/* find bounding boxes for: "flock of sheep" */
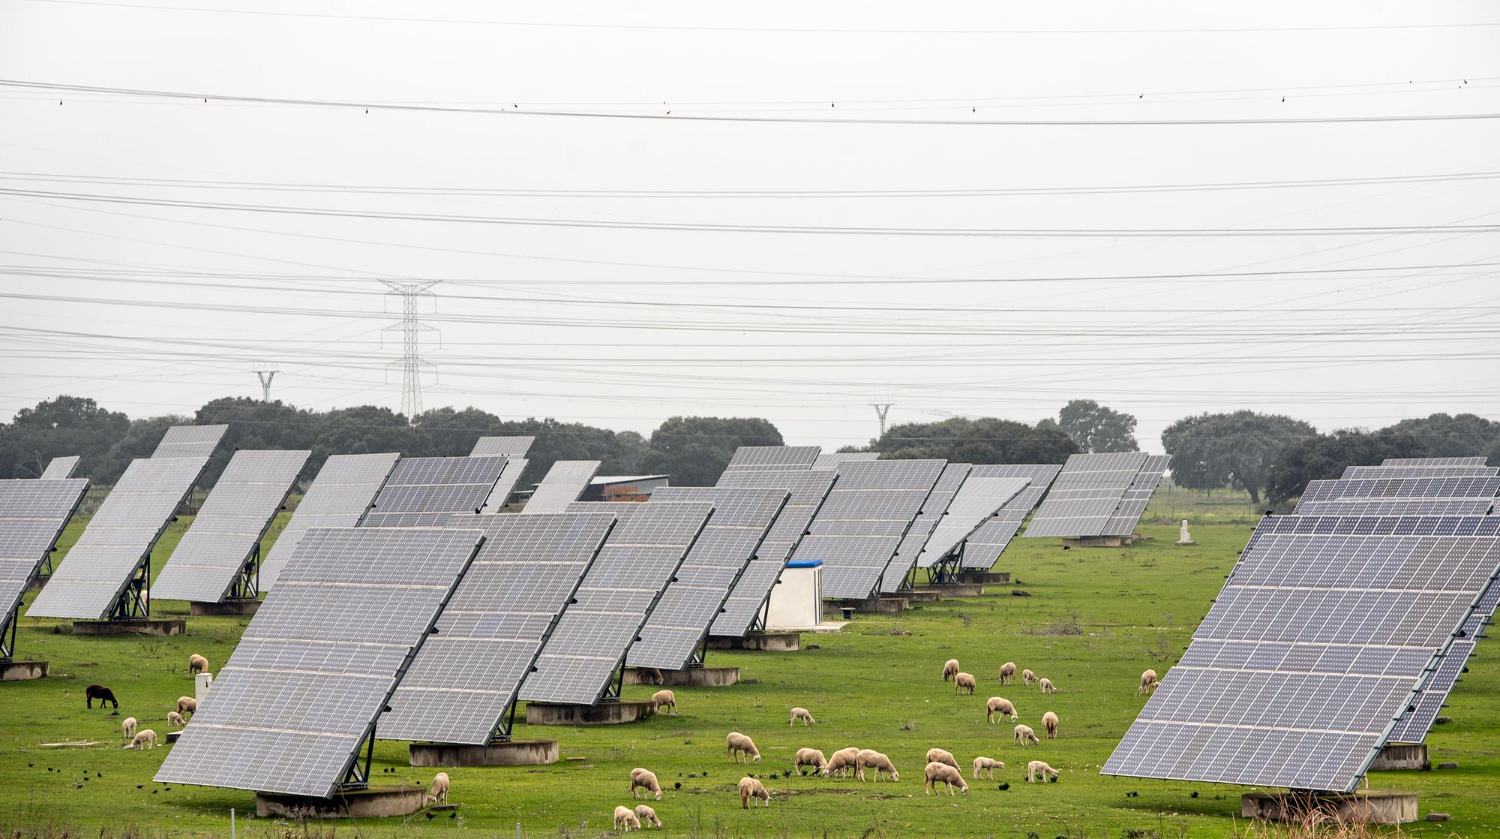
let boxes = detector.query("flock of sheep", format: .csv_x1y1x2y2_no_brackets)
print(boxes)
107,654,210,751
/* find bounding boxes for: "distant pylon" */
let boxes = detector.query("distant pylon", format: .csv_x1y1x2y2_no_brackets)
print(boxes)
253,370,278,402
381,281,440,418
871,403,894,437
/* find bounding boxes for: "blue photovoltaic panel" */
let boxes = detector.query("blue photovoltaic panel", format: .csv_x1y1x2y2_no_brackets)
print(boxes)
812,452,878,470
152,425,227,459
918,476,1032,568
470,436,535,457
956,464,1062,569
1103,455,1170,536
723,446,821,472
1384,456,1489,467
259,453,399,591
1025,453,1148,538
40,456,80,480
1386,577,1499,742
1343,465,1498,479
360,456,508,527
482,457,528,514
879,463,970,592
0,478,90,646
1295,476,1499,517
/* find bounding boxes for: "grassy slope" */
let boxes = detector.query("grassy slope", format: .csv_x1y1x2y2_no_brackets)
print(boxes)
2,503,1498,837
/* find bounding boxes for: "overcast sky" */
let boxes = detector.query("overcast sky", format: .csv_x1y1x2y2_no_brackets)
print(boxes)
1,1,1497,452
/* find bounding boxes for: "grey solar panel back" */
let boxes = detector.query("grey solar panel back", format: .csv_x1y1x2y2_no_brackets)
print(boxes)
28,455,209,619
482,457,528,513
523,460,601,513
1294,476,1499,517
519,502,713,705
812,452,878,470
39,456,80,480
154,527,483,797
1025,452,1148,538
1103,454,1170,536
360,456,508,527
628,487,788,669
957,464,1063,568
152,424,228,459
918,476,1032,567
0,477,89,656
723,445,820,472
381,511,616,744
710,469,837,637
878,463,970,592
152,450,310,603
259,452,399,591
791,459,945,600
1102,514,1500,793
470,436,535,457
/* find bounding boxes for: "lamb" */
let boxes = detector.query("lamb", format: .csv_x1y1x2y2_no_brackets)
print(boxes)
986,696,1017,724
822,747,860,778
925,747,958,770
726,731,760,764
1042,711,1059,739
1027,760,1059,783
953,672,976,695
176,696,197,717
630,768,662,801
971,756,1004,779
794,748,827,775
614,804,642,831
1039,677,1057,694
122,729,157,750
998,662,1017,685
427,772,449,805
942,659,960,681
651,689,677,715
789,707,816,726
738,776,770,808
121,716,138,739
634,804,662,828
1139,668,1159,694
85,684,118,709
188,653,209,674
1014,724,1040,746
1022,668,1037,686
924,761,969,796
167,711,186,727
855,749,899,782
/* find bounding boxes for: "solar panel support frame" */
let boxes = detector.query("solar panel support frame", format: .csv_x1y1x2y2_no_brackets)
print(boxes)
0,480,88,660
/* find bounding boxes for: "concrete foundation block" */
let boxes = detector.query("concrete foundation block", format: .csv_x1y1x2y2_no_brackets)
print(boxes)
903,590,942,602
828,597,907,614
707,631,800,651
1062,535,1133,548
957,571,1010,585
409,739,558,767
1370,742,1428,771
189,600,260,616
0,660,48,680
623,666,739,687
72,619,185,636
1241,790,1418,825
525,699,654,726
256,786,429,819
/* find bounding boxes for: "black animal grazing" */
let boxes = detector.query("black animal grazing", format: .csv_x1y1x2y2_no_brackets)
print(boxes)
85,685,118,709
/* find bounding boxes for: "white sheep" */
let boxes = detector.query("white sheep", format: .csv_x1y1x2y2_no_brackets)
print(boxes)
122,729,157,750
738,776,770,808
614,804,642,831
1014,724,1040,746
726,731,760,764
1042,711,1059,739
954,672,976,695
651,689,677,715
121,716,137,740
986,696,1017,724
634,804,662,829
794,747,828,775
823,747,860,778
924,761,969,796
1027,760,1058,783
630,768,661,801
789,706,816,726
925,747,958,770
188,653,209,674
427,772,449,805
1139,668,1159,694
1022,668,1037,686
167,711,186,728
176,696,197,717
998,662,1017,685
971,756,1004,779
942,659,960,681
1039,677,1057,694
855,749,899,782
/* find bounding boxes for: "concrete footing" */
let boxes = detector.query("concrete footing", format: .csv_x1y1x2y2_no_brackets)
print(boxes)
903,590,942,602
623,666,740,687
1063,535,1135,548
829,597,907,615
913,583,985,598
525,699,654,726
707,631,800,651
189,600,260,616
409,739,559,767
1241,791,1418,825
0,660,48,680
1370,742,1429,771
957,571,1010,585
72,619,185,636
256,786,429,819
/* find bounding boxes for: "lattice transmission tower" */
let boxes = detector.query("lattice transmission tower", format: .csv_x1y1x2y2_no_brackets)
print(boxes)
871,403,894,437
381,281,440,418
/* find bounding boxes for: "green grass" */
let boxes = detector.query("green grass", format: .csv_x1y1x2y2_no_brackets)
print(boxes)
4,510,1498,837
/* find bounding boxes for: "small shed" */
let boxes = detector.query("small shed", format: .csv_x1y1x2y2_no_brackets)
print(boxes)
765,559,822,631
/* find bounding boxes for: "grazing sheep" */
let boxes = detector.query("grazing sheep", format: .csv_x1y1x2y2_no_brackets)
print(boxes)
855,749,899,782
121,717,137,740
122,729,157,750
924,761,969,796
1022,668,1037,686
630,768,662,801
634,804,662,828
789,707,816,726
971,756,1004,779
427,772,449,805
1042,711,1059,739
738,776,770,808
822,747,860,778
925,748,958,770
85,685,117,710
998,662,1017,685
188,654,209,675
1139,669,1159,694
942,659,960,681
1027,760,1059,783
614,804,641,831
986,696,1018,724
726,732,760,764
794,748,828,775
639,667,665,686
167,711,186,728
650,689,677,715
176,696,197,717
954,672,976,695
1039,677,1057,694
1014,724,1040,746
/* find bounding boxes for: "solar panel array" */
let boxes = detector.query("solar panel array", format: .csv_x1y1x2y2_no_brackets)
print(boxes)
791,459,945,600
152,450,310,603
1025,453,1154,538
628,487,788,669
0,478,90,646
29,455,209,620
470,436,535,457
723,445,821,472
381,511,616,744
152,424,228,459
523,460,601,513
918,476,1033,567
1102,514,1500,792
879,463,970,591
710,469,836,637
259,453,399,590
1387,580,1498,742
956,464,1063,569
39,456,80,479
1102,455,1170,536
360,456,508,527
519,502,712,705
1343,464,1499,479
1295,476,1500,517
812,452,878,470
1385,456,1489,467
154,527,483,797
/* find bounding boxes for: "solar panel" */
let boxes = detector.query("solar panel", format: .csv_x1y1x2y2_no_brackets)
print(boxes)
519,502,712,705
259,453,399,591
723,445,821,472
879,464,971,592
380,511,616,744
523,460,600,513
1384,456,1489,467
28,456,209,620
1103,455,1171,536
1025,452,1149,538
791,459,945,600
1386,578,1499,742
39,456,80,480
152,425,228,459
918,477,1032,567
812,452,878,470
0,478,90,656
956,464,1063,569
359,456,509,527
151,450,310,603
153,526,483,797
470,436,535,457
1295,477,1500,517
1102,514,1500,793
710,469,836,637
481,457,528,513
1342,465,1498,479
628,487,788,669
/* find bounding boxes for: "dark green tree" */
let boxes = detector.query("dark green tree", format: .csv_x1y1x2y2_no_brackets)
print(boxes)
0,395,131,479
1053,400,1139,453
192,397,321,487
1384,413,1500,458
411,407,506,458
1266,428,1427,504
1162,411,1317,504
94,414,189,485
870,416,1078,464
641,416,783,486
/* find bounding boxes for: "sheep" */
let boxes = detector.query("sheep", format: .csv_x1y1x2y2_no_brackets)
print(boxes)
167,711,186,727
1027,760,1059,783
1022,668,1037,686
1042,711,1059,739
639,667,665,686
998,662,1017,685
986,696,1018,724
789,707,816,726
176,696,197,717
122,729,157,750
738,776,770,808
121,716,137,740
1014,724,1040,746
925,748,959,770
427,772,449,805
1039,677,1057,694
855,749,899,782
1139,668,1159,694
85,684,118,710
650,689,677,715
794,748,828,775
726,731,760,764
634,804,662,829
953,672,976,695
188,654,209,675
942,659,960,681
924,761,969,796
614,804,642,831
971,756,1004,779
629,768,662,801
822,747,860,778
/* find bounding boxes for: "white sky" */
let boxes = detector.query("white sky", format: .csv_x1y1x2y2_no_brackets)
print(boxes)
1,1,1497,452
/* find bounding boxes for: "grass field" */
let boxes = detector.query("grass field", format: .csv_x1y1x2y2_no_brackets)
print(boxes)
3,496,1498,838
